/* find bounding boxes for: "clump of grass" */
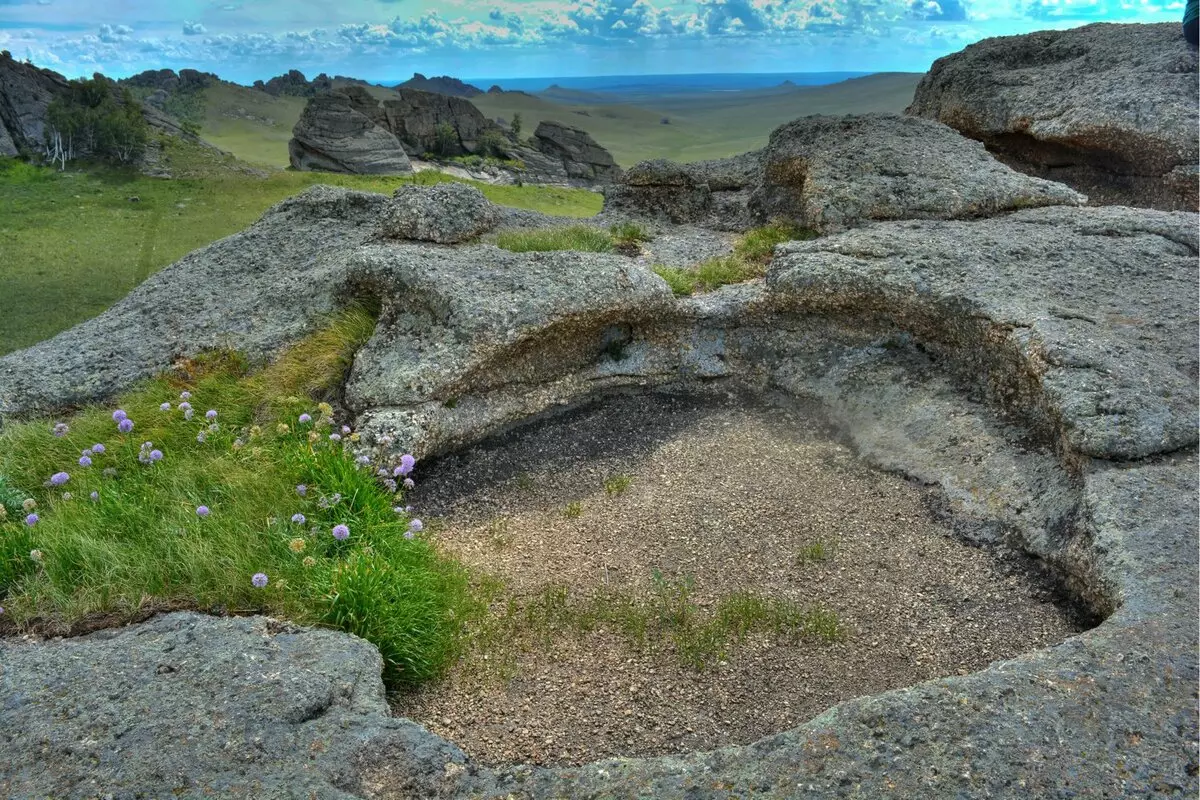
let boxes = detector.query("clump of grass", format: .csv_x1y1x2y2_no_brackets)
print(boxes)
695,255,760,290
652,265,698,296
563,501,583,519
734,220,817,264
609,221,651,254
604,474,633,496
495,225,614,254
0,309,477,688
796,537,837,566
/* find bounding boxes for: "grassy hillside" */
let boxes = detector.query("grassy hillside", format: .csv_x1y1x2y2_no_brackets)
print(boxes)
199,82,308,167
0,144,601,357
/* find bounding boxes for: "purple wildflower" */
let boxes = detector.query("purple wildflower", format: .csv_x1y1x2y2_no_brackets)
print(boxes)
329,433,342,442
149,449,163,462
178,401,192,411
184,409,194,420
403,478,415,489
90,491,99,502
332,524,350,541
25,513,38,526
404,505,413,512
112,410,127,422
180,391,191,400
341,425,351,435
355,455,370,467
299,413,312,424
49,472,70,487
393,506,406,514
91,443,105,454
251,572,268,588
397,454,416,476
207,423,219,433
118,418,134,434
296,484,307,497
403,530,415,540
408,519,424,532
196,505,210,517
383,479,397,493
196,431,207,444
160,402,171,411
291,513,306,524
206,409,217,421
79,455,92,468
53,422,69,437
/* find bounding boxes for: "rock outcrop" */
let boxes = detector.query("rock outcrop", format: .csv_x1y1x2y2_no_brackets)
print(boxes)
382,88,495,156
605,114,1084,232
0,182,1195,798
288,92,412,174
253,68,334,97
527,120,623,184
0,51,68,157
906,22,1199,211
396,73,484,98
379,182,500,243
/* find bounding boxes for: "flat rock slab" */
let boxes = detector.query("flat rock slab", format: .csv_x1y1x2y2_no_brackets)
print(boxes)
906,22,1199,211
769,205,1198,459
748,113,1085,233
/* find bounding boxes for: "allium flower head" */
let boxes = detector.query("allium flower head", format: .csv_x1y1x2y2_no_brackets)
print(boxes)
61,492,72,501
355,455,370,467
196,505,210,517
403,478,415,489
49,472,70,486
299,413,312,424
149,449,163,462
79,455,92,467
22,498,37,512
112,410,127,422
341,425,351,435
184,409,194,421
383,479,397,493
118,418,134,433
288,538,306,553
178,401,192,411
26,515,39,527
160,402,172,411
29,548,43,560
393,506,406,514
251,572,268,588
397,454,416,476
317,402,333,416
291,513,306,524
206,409,218,421
208,423,219,433
53,422,69,437
307,431,319,443
404,530,415,540
295,484,307,497
408,519,424,532
180,391,191,400
332,524,350,541
329,433,341,442
90,491,99,502
91,443,105,454
196,431,207,444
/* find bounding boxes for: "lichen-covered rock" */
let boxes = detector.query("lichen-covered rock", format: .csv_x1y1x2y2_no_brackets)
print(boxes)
603,152,762,230
531,120,623,184
379,182,500,244
748,113,1085,233
906,22,1199,211
288,92,413,175
383,88,494,156
0,50,68,156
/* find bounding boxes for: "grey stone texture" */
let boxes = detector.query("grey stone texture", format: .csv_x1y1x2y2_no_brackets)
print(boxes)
379,182,501,244
288,91,413,175
906,21,1200,211
528,120,623,184
0,50,69,157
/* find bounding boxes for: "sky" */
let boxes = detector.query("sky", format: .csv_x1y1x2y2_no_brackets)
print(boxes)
0,0,1185,84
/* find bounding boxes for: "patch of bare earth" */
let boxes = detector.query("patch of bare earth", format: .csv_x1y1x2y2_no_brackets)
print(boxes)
393,389,1085,767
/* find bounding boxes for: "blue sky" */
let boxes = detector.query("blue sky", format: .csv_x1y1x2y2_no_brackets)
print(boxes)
0,0,1184,83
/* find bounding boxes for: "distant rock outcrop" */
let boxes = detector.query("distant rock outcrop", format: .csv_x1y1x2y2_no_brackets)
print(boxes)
383,88,494,156
253,69,335,98
288,91,412,174
906,22,1199,211
396,73,484,98
528,120,622,184
122,68,218,93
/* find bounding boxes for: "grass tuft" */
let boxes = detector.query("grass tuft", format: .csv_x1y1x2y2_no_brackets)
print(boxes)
0,309,478,688
651,221,818,297
734,220,817,264
603,474,633,496
494,225,614,254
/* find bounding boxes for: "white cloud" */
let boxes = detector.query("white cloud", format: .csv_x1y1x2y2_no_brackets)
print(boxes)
182,20,206,35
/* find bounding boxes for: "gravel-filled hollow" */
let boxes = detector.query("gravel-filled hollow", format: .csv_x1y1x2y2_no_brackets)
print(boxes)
394,388,1088,767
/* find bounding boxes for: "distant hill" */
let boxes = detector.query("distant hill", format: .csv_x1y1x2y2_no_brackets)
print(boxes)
395,73,483,98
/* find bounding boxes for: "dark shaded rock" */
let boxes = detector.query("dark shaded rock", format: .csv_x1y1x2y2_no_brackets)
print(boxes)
288,91,412,174
530,120,622,184
748,113,1084,233
906,22,1199,211
383,88,494,156
121,68,181,92
379,183,500,244
396,72,484,98
0,50,68,156
254,69,336,98
488,84,504,94
603,159,713,223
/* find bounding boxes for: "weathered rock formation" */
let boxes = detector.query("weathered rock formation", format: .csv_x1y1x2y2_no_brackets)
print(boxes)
396,72,484,98
288,91,412,174
121,68,218,93
379,182,500,244
906,22,1199,211
288,88,623,185
0,182,1195,798
605,114,1084,232
0,50,68,157
527,120,622,184
252,68,334,97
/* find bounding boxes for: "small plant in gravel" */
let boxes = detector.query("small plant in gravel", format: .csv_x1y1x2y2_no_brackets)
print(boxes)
796,537,837,566
487,516,515,549
495,225,614,254
514,472,535,492
0,308,478,688
603,474,633,496
563,501,583,519
609,221,651,255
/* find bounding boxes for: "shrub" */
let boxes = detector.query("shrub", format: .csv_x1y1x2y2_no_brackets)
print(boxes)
495,225,614,253
511,112,523,139
0,308,477,688
45,78,148,168
476,128,509,159
432,122,458,157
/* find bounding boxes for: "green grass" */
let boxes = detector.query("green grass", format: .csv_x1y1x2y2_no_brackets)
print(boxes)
603,474,633,496
494,224,614,253
795,537,838,566
0,309,479,688
0,150,601,356
651,221,818,297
